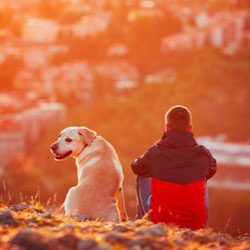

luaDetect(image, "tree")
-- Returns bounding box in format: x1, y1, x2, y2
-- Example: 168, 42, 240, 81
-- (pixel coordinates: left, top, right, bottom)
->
125, 8, 182, 74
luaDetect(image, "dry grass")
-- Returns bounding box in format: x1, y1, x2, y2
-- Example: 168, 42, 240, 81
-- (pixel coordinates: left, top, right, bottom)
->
0, 203, 249, 250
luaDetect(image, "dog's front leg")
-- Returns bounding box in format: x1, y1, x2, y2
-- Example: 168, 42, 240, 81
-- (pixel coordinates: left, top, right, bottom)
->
64, 187, 79, 215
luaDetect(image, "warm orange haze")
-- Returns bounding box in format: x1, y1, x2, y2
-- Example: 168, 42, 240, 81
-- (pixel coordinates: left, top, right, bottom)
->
0, 0, 250, 238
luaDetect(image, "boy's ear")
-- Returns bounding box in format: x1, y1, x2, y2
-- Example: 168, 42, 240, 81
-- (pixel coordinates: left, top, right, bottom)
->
188, 124, 193, 132
78, 127, 97, 145
166, 124, 171, 131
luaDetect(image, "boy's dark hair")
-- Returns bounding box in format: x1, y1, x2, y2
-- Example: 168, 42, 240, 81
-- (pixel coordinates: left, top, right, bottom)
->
165, 105, 192, 131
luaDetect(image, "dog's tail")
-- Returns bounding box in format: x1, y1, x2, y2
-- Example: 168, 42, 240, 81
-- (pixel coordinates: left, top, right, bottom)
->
116, 186, 128, 221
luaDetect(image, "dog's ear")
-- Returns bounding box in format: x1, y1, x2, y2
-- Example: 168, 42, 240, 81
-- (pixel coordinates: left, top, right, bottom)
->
78, 127, 97, 145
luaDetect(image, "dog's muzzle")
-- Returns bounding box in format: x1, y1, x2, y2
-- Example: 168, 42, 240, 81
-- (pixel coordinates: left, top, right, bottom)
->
50, 143, 72, 160
50, 143, 58, 153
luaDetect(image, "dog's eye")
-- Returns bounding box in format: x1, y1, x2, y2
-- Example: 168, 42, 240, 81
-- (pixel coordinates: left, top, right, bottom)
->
65, 138, 72, 143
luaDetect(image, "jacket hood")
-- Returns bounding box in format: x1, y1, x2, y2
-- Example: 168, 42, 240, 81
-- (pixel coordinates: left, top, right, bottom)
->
131, 131, 214, 184
158, 131, 198, 148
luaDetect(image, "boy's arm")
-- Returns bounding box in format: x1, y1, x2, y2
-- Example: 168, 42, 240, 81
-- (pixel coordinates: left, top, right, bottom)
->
200, 146, 217, 180
131, 146, 158, 177
207, 157, 217, 180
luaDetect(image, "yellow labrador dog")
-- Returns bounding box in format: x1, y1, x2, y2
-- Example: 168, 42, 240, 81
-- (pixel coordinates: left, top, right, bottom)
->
50, 126, 127, 221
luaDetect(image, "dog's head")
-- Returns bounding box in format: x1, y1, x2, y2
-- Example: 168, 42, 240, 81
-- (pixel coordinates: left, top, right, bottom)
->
50, 126, 97, 160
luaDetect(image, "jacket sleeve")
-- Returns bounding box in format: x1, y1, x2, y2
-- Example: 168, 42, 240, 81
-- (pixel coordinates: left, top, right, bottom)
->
200, 146, 217, 180
131, 146, 158, 177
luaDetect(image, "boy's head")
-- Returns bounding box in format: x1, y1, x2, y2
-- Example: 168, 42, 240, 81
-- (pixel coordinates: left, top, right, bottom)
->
165, 105, 192, 132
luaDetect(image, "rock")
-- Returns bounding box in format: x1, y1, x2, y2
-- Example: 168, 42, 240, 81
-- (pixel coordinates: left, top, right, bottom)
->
126, 220, 138, 228
27, 217, 38, 226
76, 238, 98, 250
219, 247, 229, 250
51, 227, 60, 233
58, 233, 79, 249
208, 232, 219, 242
39, 220, 55, 227
72, 214, 94, 222
63, 222, 75, 229
47, 238, 59, 250
0, 208, 18, 226
112, 225, 130, 233
10, 228, 49, 250
105, 232, 130, 245
219, 239, 228, 246
31, 207, 46, 214
173, 237, 186, 247
37, 213, 55, 227
181, 229, 195, 241
128, 237, 170, 250
10, 203, 30, 212
193, 234, 212, 244
38, 213, 52, 219
239, 236, 250, 242
95, 244, 112, 250
135, 224, 167, 237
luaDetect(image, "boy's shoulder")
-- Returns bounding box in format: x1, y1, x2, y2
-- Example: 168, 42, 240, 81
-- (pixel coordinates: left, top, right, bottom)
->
198, 144, 216, 163
198, 145, 212, 155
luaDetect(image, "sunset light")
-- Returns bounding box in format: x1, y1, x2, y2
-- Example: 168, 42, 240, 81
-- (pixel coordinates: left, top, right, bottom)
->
0, 0, 250, 249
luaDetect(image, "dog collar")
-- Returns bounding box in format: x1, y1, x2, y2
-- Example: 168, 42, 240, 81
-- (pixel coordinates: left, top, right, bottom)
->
86, 135, 98, 147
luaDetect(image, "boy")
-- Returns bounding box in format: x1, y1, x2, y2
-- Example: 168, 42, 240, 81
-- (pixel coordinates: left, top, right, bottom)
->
131, 105, 216, 230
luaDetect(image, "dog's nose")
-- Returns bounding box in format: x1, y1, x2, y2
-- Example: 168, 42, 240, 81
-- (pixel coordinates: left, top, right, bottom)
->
50, 143, 58, 152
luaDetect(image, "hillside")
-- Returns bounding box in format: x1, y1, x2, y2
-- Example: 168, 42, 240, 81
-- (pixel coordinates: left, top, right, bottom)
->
0, 203, 249, 250
1, 49, 250, 235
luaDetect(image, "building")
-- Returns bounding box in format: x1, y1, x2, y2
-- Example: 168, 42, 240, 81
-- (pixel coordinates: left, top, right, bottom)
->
145, 68, 177, 85
0, 93, 67, 170
198, 136, 250, 191
0, 118, 25, 172
72, 12, 111, 38
22, 18, 60, 43
95, 60, 139, 90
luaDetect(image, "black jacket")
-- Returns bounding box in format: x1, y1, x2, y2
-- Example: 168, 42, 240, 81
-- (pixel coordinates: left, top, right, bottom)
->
131, 131, 217, 184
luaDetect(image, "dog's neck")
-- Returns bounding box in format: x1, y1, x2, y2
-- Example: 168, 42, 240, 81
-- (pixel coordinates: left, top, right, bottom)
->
75, 136, 103, 184
76, 134, 97, 158
75, 136, 99, 168
86, 134, 97, 148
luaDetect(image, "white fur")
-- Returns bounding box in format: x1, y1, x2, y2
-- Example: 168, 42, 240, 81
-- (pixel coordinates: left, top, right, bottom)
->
84, 156, 101, 168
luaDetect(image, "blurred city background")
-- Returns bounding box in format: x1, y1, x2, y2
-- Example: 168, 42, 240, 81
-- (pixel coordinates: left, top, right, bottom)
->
0, 0, 250, 235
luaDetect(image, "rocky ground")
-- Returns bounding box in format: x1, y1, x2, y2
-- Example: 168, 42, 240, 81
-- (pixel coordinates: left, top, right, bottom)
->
0, 203, 249, 250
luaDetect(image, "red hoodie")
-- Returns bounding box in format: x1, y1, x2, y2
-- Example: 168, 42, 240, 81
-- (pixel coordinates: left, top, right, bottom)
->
150, 177, 207, 230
